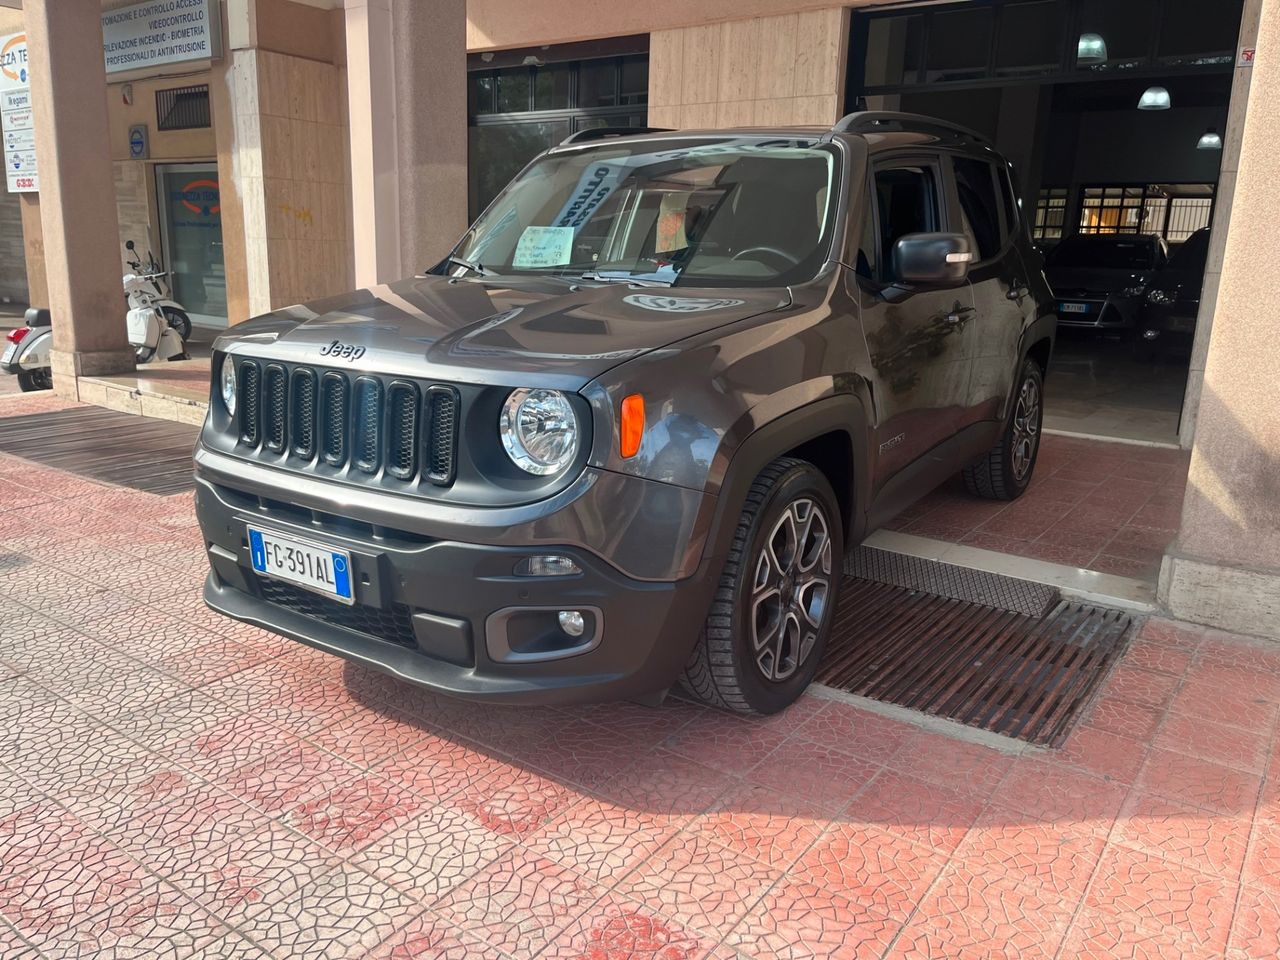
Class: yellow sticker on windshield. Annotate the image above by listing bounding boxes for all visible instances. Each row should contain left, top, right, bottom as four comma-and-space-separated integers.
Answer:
513, 225, 574, 268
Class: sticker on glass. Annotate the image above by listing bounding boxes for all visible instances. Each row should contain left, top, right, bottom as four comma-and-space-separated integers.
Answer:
513, 225, 574, 268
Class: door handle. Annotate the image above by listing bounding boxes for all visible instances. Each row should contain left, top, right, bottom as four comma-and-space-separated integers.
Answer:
944, 305, 976, 325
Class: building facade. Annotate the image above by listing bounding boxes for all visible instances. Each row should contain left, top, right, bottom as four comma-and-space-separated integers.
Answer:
7, 0, 1280, 643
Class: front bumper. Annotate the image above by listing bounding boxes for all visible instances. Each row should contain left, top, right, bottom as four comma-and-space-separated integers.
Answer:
1055, 295, 1141, 330
194, 469, 720, 706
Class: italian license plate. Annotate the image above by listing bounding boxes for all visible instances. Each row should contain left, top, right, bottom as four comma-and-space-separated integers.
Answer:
249, 526, 353, 603
1059, 301, 1091, 314
1, 342, 17, 365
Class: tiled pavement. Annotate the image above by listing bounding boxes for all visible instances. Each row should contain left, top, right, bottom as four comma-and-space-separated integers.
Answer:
1, 394, 1278, 959
885, 434, 1191, 582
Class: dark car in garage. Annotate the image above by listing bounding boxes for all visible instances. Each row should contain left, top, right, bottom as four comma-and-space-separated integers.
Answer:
1141, 227, 1210, 350
1045, 233, 1168, 338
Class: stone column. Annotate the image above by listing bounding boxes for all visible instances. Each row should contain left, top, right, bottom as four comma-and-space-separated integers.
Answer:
345, 0, 467, 286
1160, 0, 1280, 639
24, 0, 133, 395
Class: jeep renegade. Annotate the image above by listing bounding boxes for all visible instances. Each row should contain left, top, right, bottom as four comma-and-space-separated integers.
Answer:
196, 112, 1055, 715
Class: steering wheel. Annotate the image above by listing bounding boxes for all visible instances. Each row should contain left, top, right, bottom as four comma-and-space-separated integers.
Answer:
731, 246, 802, 271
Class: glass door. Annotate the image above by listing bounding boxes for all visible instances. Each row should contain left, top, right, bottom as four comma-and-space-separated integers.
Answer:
155, 162, 227, 327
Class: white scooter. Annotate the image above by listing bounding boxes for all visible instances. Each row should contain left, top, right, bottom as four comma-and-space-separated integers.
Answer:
124, 240, 193, 341
125, 266, 189, 364
1, 307, 53, 391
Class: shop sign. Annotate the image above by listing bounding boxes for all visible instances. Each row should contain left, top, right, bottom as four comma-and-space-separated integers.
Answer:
1238, 47, 1256, 68
128, 124, 149, 159
102, 0, 222, 75
0, 33, 36, 194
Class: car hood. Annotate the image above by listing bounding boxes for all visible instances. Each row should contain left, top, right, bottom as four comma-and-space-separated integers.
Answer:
1045, 266, 1153, 297
215, 274, 791, 388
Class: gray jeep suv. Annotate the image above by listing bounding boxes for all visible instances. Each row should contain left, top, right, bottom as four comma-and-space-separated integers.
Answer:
196, 112, 1055, 715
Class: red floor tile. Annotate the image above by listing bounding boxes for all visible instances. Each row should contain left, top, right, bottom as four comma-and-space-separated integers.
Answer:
1137, 748, 1262, 815
1153, 711, 1272, 774
746, 737, 881, 812
365, 910, 506, 960
887, 861, 1075, 960
1085, 842, 1237, 955
888, 731, 1015, 796
793, 699, 917, 766
1084, 694, 1164, 741
1062, 905, 1219, 960
690, 779, 832, 870
723, 877, 902, 960
525, 794, 684, 887
1113, 790, 1250, 879
852, 770, 985, 855
951, 815, 1106, 902
282, 771, 429, 856
995, 759, 1129, 833
1106, 664, 1183, 709
615, 832, 783, 939
541, 891, 715, 960
434, 848, 606, 959
793, 822, 948, 920
1230, 883, 1280, 959
1060, 724, 1148, 783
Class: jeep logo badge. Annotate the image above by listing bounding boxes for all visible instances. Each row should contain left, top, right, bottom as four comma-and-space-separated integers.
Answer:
319, 340, 366, 362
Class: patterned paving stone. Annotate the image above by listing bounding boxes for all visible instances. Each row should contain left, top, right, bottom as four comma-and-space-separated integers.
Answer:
351, 804, 513, 904
281, 771, 429, 856
1113, 789, 1250, 879
887, 861, 1075, 960
1085, 842, 1237, 955
543, 891, 716, 960
233, 862, 419, 960
851, 770, 985, 855
722, 878, 901, 960
164, 821, 341, 924
1229, 883, 1280, 960
364, 909, 506, 960
34, 881, 228, 960
1136, 748, 1262, 815
793, 822, 949, 920
446, 765, 583, 842
690, 779, 833, 870
1062, 905, 1219, 960
525, 794, 683, 888
434, 847, 606, 959
746, 737, 881, 812
615, 832, 784, 939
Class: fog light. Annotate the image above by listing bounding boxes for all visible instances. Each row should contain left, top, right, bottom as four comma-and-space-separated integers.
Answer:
515, 555, 582, 577
558, 610, 585, 637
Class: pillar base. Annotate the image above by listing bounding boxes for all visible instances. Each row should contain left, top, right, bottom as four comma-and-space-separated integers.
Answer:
50, 347, 137, 400
1159, 552, 1280, 641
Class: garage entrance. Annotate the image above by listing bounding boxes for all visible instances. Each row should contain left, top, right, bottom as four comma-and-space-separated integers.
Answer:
849, 0, 1245, 446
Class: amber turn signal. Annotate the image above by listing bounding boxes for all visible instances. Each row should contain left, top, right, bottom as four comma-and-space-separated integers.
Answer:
620, 393, 645, 458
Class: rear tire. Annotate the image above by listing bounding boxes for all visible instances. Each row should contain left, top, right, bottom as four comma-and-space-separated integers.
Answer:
679, 457, 844, 715
963, 359, 1044, 501
16, 368, 51, 392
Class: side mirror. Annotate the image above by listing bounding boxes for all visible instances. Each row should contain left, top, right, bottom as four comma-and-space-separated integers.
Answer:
125, 240, 135, 251
891, 232, 973, 285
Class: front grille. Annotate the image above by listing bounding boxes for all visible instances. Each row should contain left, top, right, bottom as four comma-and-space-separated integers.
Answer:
257, 578, 418, 649
232, 359, 459, 488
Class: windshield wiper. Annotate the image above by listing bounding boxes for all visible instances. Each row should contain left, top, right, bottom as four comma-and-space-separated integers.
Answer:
444, 255, 496, 277
578, 269, 675, 287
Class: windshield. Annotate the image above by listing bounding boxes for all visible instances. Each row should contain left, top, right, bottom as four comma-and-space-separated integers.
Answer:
452, 138, 840, 287
1047, 235, 1159, 270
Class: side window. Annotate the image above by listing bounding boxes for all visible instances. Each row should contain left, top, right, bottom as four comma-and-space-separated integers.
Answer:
873, 165, 940, 281
953, 157, 1002, 261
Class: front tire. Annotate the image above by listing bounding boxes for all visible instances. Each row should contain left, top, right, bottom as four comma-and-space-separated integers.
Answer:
963, 359, 1044, 500
161, 307, 192, 342
680, 457, 844, 715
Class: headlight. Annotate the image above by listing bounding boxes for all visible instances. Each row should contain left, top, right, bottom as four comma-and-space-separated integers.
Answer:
500, 388, 579, 475
220, 356, 237, 417
1147, 288, 1176, 305
1120, 285, 1147, 298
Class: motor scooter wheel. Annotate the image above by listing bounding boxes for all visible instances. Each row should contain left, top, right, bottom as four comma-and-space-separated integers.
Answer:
161, 307, 193, 342
16, 368, 51, 392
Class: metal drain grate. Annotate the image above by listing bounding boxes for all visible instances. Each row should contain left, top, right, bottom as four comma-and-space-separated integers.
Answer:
845, 546, 1059, 618
818, 579, 1132, 746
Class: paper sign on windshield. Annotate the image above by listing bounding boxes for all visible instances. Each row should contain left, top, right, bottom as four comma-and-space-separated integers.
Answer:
513, 225, 574, 268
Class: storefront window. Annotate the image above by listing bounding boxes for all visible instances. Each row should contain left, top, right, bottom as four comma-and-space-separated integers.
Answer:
1158, 0, 1244, 66
924, 8, 993, 84
468, 55, 650, 219
863, 15, 923, 89
995, 0, 1066, 76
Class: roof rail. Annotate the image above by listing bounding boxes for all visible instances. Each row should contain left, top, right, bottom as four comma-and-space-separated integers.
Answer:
559, 126, 674, 146
830, 111, 989, 144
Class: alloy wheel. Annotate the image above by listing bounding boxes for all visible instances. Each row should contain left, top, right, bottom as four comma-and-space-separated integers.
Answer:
1011, 375, 1041, 481
750, 497, 833, 682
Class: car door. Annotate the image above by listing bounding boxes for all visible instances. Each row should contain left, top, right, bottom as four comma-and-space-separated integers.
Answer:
856, 157, 976, 494
949, 155, 1029, 428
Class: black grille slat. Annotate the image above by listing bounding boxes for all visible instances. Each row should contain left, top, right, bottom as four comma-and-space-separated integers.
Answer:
353, 378, 383, 474
239, 361, 261, 446
291, 369, 317, 459
233, 360, 456, 487
264, 365, 287, 452
256, 578, 418, 649
386, 382, 419, 480
320, 373, 349, 466
424, 386, 459, 485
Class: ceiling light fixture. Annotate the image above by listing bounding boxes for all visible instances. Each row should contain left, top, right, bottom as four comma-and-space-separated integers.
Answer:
1197, 127, 1223, 150
1138, 86, 1172, 110
1077, 32, 1108, 65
